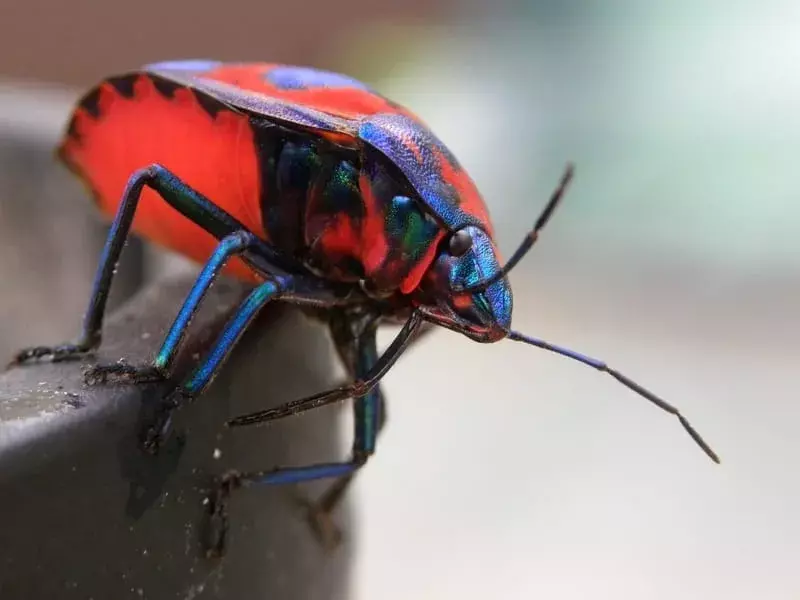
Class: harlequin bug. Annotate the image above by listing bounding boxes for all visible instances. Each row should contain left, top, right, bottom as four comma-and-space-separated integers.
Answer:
9, 60, 718, 553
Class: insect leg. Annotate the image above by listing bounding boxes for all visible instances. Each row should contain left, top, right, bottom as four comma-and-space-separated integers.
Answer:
225, 310, 424, 428
9, 164, 274, 367
83, 230, 262, 386
207, 315, 414, 555
141, 275, 293, 453
207, 323, 382, 556
293, 315, 384, 547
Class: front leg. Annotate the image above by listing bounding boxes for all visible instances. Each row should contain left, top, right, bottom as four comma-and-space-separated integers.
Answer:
208, 311, 422, 555
227, 310, 424, 427
205, 319, 384, 555
299, 314, 386, 548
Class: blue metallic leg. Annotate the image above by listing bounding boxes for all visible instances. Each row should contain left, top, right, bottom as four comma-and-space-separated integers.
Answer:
301, 317, 384, 547
9, 163, 259, 367
142, 277, 292, 452
208, 317, 384, 552
182, 277, 289, 396
83, 230, 261, 385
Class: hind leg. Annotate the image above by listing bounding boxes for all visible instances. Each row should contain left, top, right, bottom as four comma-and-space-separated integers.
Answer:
9, 164, 259, 367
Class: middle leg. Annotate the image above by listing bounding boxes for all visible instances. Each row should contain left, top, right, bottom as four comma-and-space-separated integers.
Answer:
139, 273, 350, 453
140, 274, 292, 453
84, 229, 263, 386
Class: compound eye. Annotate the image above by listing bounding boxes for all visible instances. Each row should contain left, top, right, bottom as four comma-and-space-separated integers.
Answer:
448, 229, 472, 257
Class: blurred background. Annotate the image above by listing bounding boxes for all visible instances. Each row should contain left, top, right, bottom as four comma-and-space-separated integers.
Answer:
1, 0, 798, 598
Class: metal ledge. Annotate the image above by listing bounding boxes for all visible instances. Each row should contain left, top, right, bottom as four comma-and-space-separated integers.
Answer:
0, 276, 352, 599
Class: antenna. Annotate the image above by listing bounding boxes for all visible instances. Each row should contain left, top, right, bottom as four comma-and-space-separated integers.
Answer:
457, 163, 574, 293
507, 329, 720, 463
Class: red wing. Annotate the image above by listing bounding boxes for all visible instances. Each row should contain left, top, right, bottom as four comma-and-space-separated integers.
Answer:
59, 71, 265, 282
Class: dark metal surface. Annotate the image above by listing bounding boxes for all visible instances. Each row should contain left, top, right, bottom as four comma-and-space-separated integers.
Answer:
0, 277, 352, 599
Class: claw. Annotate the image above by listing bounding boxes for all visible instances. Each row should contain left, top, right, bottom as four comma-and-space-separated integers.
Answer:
8, 343, 92, 369
84, 363, 165, 386
141, 388, 189, 454
204, 471, 242, 558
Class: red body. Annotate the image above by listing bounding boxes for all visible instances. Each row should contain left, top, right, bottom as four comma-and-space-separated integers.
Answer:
59, 61, 495, 289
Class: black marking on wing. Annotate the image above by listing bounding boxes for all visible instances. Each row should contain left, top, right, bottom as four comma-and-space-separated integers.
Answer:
106, 74, 137, 99
149, 75, 182, 99
80, 87, 102, 119
65, 116, 80, 142
191, 88, 225, 119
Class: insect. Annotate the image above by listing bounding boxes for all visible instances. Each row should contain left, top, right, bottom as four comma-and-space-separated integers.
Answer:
8, 60, 719, 553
